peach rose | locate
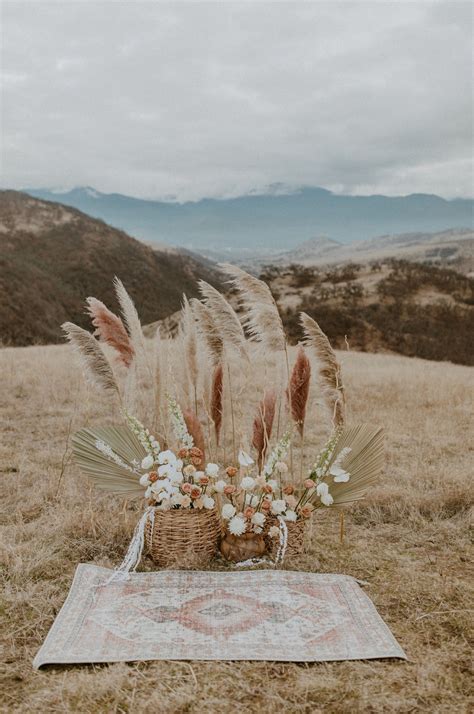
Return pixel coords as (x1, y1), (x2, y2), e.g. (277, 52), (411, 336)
(261, 499), (271, 511)
(178, 448), (189, 459)
(181, 483), (192, 495)
(148, 472), (159, 483)
(190, 447), (203, 458)
(226, 466), (238, 478)
(198, 475), (210, 485)
(283, 484), (294, 495)
(263, 484), (273, 494)
(191, 457), (203, 467)
(303, 479), (315, 490)
(190, 486), (202, 499)
(243, 506), (255, 519)
(300, 504), (314, 518)
(224, 484), (237, 496)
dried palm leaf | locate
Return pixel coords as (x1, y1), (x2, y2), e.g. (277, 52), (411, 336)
(314, 424), (385, 507)
(85, 297), (135, 367)
(220, 263), (286, 353)
(300, 312), (345, 427)
(72, 425), (147, 496)
(198, 280), (248, 359)
(62, 322), (119, 396)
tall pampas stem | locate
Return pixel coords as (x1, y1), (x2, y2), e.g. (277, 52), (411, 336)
(210, 363), (223, 448)
(300, 312), (345, 427)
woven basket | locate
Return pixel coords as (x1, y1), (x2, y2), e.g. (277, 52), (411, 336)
(145, 507), (221, 568)
(264, 517), (307, 561)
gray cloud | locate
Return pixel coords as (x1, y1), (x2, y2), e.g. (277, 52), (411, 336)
(1, 0), (472, 200)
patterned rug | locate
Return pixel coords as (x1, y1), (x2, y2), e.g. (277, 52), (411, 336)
(33, 565), (406, 668)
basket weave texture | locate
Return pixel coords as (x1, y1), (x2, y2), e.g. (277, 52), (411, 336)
(145, 507), (221, 568)
(265, 517), (307, 561)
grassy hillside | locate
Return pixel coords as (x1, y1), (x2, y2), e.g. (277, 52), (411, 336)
(0, 191), (222, 346)
(262, 260), (474, 365)
(0, 344), (472, 712)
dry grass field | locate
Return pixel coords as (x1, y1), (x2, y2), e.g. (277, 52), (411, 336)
(1, 344), (473, 713)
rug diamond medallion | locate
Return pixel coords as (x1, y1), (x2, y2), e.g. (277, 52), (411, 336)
(33, 565), (406, 668)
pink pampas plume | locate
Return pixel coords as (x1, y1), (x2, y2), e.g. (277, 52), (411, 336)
(183, 409), (206, 462)
(252, 389), (277, 470)
(211, 364), (224, 445)
(86, 297), (135, 368)
(288, 346), (311, 436)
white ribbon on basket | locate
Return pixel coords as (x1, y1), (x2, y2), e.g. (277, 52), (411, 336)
(98, 506), (155, 586)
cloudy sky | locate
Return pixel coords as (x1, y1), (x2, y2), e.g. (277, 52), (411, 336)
(1, 1), (472, 201)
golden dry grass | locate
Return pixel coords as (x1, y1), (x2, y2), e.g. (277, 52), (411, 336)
(1, 344), (473, 713)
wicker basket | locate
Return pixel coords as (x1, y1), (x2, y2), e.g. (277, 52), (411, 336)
(145, 507), (221, 568)
(264, 517), (307, 561)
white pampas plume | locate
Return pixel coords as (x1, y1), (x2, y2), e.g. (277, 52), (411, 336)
(220, 263), (286, 353)
(113, 277), (146, 354)
(190, 298), (223, 366)
(300, 312), (345, 427)
(62, 322), (119, 396)
(198, 280), (248, 359)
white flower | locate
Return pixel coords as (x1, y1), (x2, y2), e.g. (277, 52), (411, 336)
(329, 465), (351, 483)
(247, 494), (259, 507)
(228, 516), (246, 536)
(238, 449), (254, 467)
(139, 474), (151, 487)
(284, 510), (297, 522)
(271, 499), (286, 515)
(213, 479), (226, 493)
(170, 493), (184, 506)
(202, 496), (215, 509)
(145, 486), (152, 498)
(168, 469), (183, 484)
(241, 476), (256, 491)
(253, 525), (263, 534)
(222, 504), (236, 520)
(269, 525), (280, 539)
(267, 479), (278, 492)
(151, 480), (164, 494)
(316, 482), (334, 506)
(251, 512), (266, 527)
(151, 439), (160, 450)
(175, 459), (183, 471)
(205, 463), (219, 477)
(275, 461), (288, 473)
(183, 464), (196, 477)
(158, 463), (173, 478)
(158, 450), (176, 465)
(141, 455), (154, 470)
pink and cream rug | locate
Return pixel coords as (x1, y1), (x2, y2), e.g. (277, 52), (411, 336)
(34, 565), (406, 668)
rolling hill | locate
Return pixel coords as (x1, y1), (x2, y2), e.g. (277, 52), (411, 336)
(25, 185), (473, 256)
(0, 191), (222, 346)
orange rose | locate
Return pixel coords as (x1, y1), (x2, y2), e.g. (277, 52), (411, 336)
(198, 475), (210, 485)
(244, 506), (255, 519)
(190, 486), (202, 499)
(190, 447), (203, 458)
(261, 499), (271, 511)
(263, 484), (273, 494)
(226, 466), (238, 478)
(148, 472), (158, 483)
(224, 484), (237, 495)
(283, 484), (294, 495)
(178, 448), (188, 459)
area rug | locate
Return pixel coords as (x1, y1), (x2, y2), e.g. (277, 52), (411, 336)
(33, 565), (406, 668)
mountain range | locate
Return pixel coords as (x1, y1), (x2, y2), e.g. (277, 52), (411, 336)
(0, 191), (221, 346)
(25, 185), (473, 257)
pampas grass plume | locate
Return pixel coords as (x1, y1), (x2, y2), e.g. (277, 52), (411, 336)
(86, 297), (135, 367)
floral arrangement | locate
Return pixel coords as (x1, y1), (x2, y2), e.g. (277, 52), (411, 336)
(65, 268), (384, 565)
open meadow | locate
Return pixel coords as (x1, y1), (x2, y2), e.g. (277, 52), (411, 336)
(1, 344), (473, 713)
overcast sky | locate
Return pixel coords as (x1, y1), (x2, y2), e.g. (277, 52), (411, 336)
(1, 1), (472, 201)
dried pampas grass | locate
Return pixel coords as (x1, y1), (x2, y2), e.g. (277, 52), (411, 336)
(220, 263), (286, 353)
(190, 298), (223, 366)
(85, 297), (135, 368)
(252, 389), (277, 470)
(301, 312), (345, 427)
(288, 346), (311, 435)
(183, 409), (206, 460)
(62, 322), (120, 396)
(198, 280), (248, 359)
(210, 363), (224, 445)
